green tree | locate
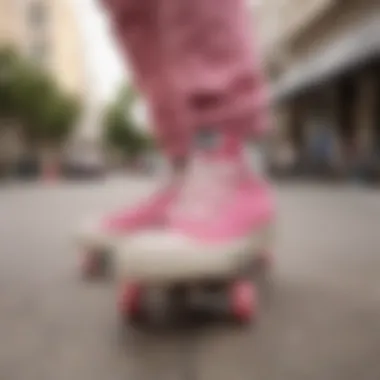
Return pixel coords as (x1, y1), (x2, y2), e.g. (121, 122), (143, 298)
(0, 45), (82, 176)
(103, 84), (154, 161)
(0, 46), (81, 147)
(0, 46), (23, 119)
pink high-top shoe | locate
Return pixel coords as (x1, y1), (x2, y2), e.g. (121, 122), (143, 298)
(117, 131), (275, 322)
(77, 180), (181, 278)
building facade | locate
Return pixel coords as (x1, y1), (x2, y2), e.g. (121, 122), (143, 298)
(0, 0), (85, 97)
(0, 0), (95, 174)
(255, 0), (380, 180)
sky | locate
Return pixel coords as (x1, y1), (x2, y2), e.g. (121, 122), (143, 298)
(69, 0), (126, 103)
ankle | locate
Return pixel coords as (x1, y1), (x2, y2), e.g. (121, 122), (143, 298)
(171, 156), (187, 177)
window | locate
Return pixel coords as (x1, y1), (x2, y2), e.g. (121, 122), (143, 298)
(28, 1), (47, 30)
(28, 1), (49, 65)
(29, 39), (49, 65)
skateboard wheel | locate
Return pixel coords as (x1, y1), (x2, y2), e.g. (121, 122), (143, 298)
(229, 280), (257, 324)
(81, 249), (108, 279)
(118, 282), (143, 324)
(258, 250), (273, 271)
(81, 250), (99, 277)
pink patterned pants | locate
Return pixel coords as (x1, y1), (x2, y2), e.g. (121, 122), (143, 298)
(102, 0), (269, 159)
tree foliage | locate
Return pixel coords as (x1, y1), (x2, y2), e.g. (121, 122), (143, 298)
(0, 47), (22, 118)
(103, 84), (153, 159)
(0, 46), (81, 147)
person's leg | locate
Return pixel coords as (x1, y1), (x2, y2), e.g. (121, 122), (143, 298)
(116, 0), (275, 321)
(78, 0), (189, 277)
(159, 0), (269, 138)
(101, 0), (190, 161)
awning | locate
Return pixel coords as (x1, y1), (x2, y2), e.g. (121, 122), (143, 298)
(271, 14), (380, 103)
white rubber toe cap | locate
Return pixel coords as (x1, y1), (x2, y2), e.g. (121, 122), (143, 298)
(115, 227), (272, 283)
(76, 218), (118, 251)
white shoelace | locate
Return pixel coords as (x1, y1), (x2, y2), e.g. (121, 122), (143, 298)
(169, 156), (240, 222)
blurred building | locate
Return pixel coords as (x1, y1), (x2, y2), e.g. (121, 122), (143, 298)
(0, 0), (85, 97)
(0, 0), (103, 175)
(256, 0), (380, 180)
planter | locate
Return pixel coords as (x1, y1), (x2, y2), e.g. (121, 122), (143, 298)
(41, 160), (60, 182)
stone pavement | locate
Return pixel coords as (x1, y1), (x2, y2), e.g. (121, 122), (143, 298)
(0, 179), (379, 380)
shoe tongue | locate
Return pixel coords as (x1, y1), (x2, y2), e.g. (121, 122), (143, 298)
(195, 129), (242, 158)
(196, 129), (220, 151)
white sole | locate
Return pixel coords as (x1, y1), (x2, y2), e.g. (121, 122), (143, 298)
(114, 224), (275, 285)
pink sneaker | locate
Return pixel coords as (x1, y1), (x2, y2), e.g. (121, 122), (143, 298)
(117, 131), (275, 283)
(77, 180), (181, 278)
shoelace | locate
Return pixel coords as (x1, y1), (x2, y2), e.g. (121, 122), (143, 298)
(169, 156), (240, 222)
